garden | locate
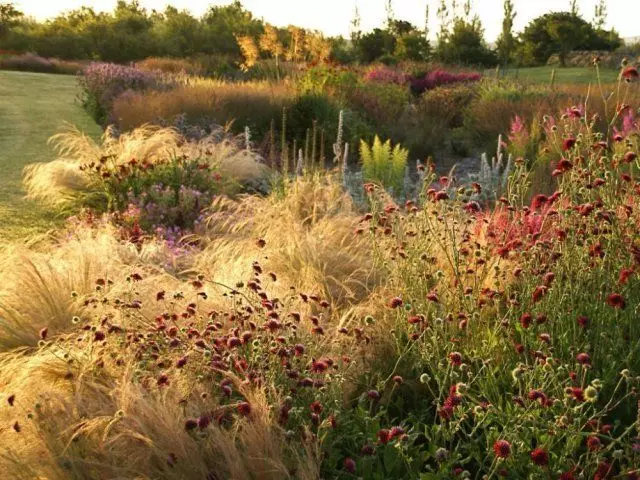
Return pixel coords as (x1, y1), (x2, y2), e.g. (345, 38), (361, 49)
(0, 0), (639, 479)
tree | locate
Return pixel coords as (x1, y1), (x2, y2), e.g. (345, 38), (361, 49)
(356, 28), (395, 62)
(569, 0), (579, 16)
(436, 16), (496, 66)
(496, 0), (516, 65)
(305, 31), (331, 63)
(385, 0), (394, 30)
(236, 35), (259, 70)
(424, 4), (429, 40)
(518, 12), (621, 66)
(0, 2), (22, 39)
(286, 26), (305, 62)
(201, 1), (263, 56)
(395, 31), (430, 61)
(350, 2), (361, 46)
(593, 0), (606, 30)
(259, 24), (284, 68)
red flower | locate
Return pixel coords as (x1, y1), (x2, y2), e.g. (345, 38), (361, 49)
(520, 313), (532, 329)
(310, 401), (323, 414)
(606, 293), (626, 309)
(624, 151), (638, 163)
(493, 439), (512, 458)
(622, 66), (639, 81)
(377, 428), (392, 444)
(343, 457), (356, 473)
(587, 435), (602, 451)
(388, 297), (403, 309)
(577, 315), (589, 328)
(532, 286), (548, 303)
(562, 137), (576, 151)
(576, 352), (591, 366)
(237, 402), (252, 417)
(530, 447), (549, 466)
(449, 352), (462, 366)
(619, 268), (634, 285)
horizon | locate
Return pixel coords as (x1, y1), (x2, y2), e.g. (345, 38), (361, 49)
(12, 0), (640, 43)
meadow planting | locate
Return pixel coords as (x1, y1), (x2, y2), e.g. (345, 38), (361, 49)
(1, 0), (640, 478)
(0, 59), (638, 478)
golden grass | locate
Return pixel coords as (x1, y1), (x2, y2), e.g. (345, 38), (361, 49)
(111, 81), (294, 133)
(23, 124), (267, 211)
(197, 175), (379, 309)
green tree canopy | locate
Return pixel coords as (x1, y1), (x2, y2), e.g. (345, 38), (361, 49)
(517, 11), (621, 66)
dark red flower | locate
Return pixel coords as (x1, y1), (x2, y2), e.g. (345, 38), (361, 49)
(576, 352), (591, 366)
(606, 293), (626, 309)
(310, 401), (323, 414)
(624, 151), (637, 163)
(449, 352), (462, 366)
(377, 428), (392, 444)
(343, 457), (356, 473)
(577, 315), (589, 328)
(587, 435), (602, 451)
(520, 313), (532, 329)
(237, 402), (252, 417)
(622, 66), (639, 80)
(562, 137), (576, 151)
(493, 439), (512, 458)
(619, 268), (634, 285)
(530, 447), (549, 466)
(532, 286), (548, 303)
(388, 297), (403, 309)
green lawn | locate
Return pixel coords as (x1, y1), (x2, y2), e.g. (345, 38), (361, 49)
(488, 66), (620, 85)
(0, 70), (101, 242)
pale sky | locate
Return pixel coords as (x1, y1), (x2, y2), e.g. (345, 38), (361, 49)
(12, 0), (640, 41)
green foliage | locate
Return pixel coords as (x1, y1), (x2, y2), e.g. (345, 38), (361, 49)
(496, 0), (516, 65)
(394, 32), (430, 62)
(436, 17), (497, 67)
(360, 136), (408, 195)
(0, 1), (22, 39)
(517, 11), (621, 66)
(356, 28), (396, 63)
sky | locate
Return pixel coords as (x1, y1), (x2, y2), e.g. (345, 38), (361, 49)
(12, 0), (640, 42)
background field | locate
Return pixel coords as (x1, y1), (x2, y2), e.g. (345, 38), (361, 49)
(0, 71), (100, 241)
(491, 66), (619, 84)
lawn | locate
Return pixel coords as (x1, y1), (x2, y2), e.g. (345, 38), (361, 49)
(490, 65), (620, 84)
(0, 70), (101, 242)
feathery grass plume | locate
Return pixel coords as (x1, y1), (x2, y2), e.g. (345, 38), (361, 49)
(24, 124), (267, 213)
(199, 175), (378, 307)
(0, 223), (189, 351)
(359, 135), (408, 196)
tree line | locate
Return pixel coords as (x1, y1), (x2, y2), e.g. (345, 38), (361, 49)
(0, 0), (623, 68)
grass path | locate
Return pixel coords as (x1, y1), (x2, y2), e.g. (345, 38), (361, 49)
(0, 71), (101, 242)
(488, 66), (619, 84)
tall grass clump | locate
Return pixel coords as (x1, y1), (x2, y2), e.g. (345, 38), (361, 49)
(24, 125), (266, 230)
(112, 81), (294, 136)
(360, 136), (408, 196)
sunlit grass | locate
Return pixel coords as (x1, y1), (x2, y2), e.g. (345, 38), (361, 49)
(0, 71), (101, 241)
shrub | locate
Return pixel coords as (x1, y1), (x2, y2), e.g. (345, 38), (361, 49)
(363, 66), (408, 85)
(393, 83), (477, 157)
(78, 62), (161, 125)
(359, 136), (408, 195)
(0, 53), (83, 74)
(410, 69), (482, 95)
